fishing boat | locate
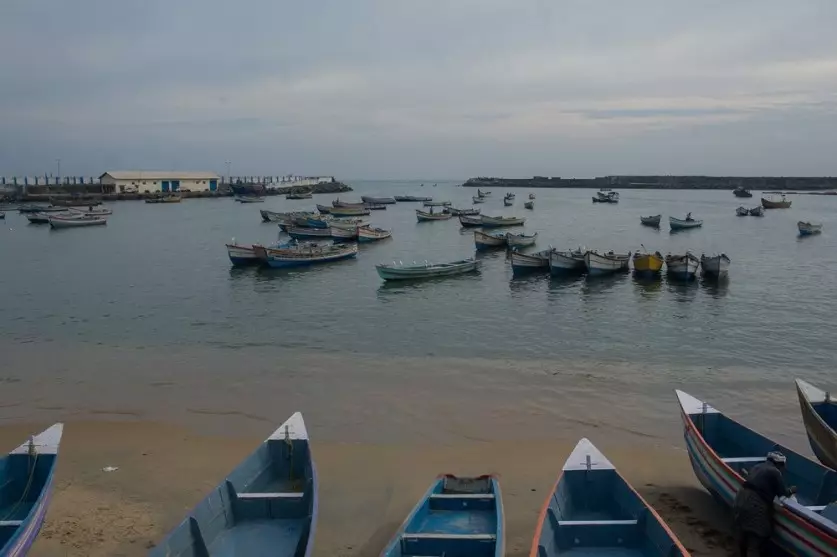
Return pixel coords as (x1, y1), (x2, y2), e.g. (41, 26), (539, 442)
(287, 226), (333, 240)
(376, 258), (480, 281)
(364, 203), (387, 211)
(49, 197), (101, 207)
(26, 212), (60, 224)
(640, 215), (662, 227)
(262, 210), (303, 223)
(503, 198), (513, 207)
(506, 232), (537, 248)
(481, 215), (525, 228)
(448, 207), (480, 216)
(749, 206), (764, 217)
(0, 423), (63, 556)
(669, 214), (703, 231)
(329, 206), (370, 217)
(332, 199), (365, 208)
(149, 413), (317, 557)
(393, 195), (432, 202)
(524, 201), (534, 210)
(549, 249), (586, 274)
(736, 206), (749, 216)
(798, 221), (823, 236)
(329, 218), (366, 230)
(235, 195), (265, 203)
(505, 192), (515, 199)
(286, 191), (313, 200)
(264, 242), (357, 268)
(416, 209), (452, 222)
(795, 379), (837, 470)
(593, 191), (619, 204)
(665, 253), (700, 280)
(459, 215), (483, 227)
(762, 195), (792, 209)
(632, 251), (664, 276)
(18, 204), (65, 213)
(48, 214), (107, 229)
(423, 201), (451, 207)
(530, 438), (689, 557)
(676, 390), (837, 556)
(381, 474), (503, 557)
(584, 251), (630, 275)
(700, 254), (730, 278)
(528, 193), (535, 200)
(226, 242), (262, 266)
(360, 196), (396, 205)
(733, 186), (753, 198)
(69, 207), (113, 216)
(510, 249), (551, 274)
(477, 189), (491, 197)
(357, 226), (392, 242)
(315, 204), (333, 214)
(472, 196), (485, 204)
(474, 230), (508, 250)
(329, 226), (358, 241)
(305, 217), (332, 229)
(145, 195), (181, 203)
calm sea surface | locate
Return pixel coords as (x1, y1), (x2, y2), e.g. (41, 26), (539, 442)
(1, 181), (835, 445)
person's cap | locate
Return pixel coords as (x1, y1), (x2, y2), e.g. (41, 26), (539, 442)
(767, 451), (787, 465)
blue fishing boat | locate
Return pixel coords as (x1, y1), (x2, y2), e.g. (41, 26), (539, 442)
(530, 438), (689, 557)
(381, 474), (504, 557)
(150, 413), (317, 557)
(796, 379), (837, 470)
(0, 423), (63, 556)
(676, 390), (837, 555)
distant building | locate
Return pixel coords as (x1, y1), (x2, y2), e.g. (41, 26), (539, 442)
(99, 171), (220, 194)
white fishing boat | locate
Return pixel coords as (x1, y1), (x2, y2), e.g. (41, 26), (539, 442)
(510, 249), (551, 273)
(474, 230), (507, 250)
(329, 219), (367, 230)
(798, 221), (823, 236)
(27, 212), (65, 224)
(472, 196), (485, 204)
(700, 253), (731, 277)
(736, 206), (749, 217)
(506, 232), (537, 248)
(584, 250), (630, 275)
(448, 207), (480, 216)
(459, 214), (483, 227)
(376, 258), (479, 281)
(330, 226), (358, 240)
(665, 252), (700, 280)
(69, 207), (113, 216)
(48, 214), (107, 229)
(416, 209), (452, 222)
(480, 215), (525, 227)
(669, 214), (703, 230)
(226, 242), (262, 266)
(287, 226), (332, 239)
(357, 226), (392, 242)
(549, 249), (586, 274)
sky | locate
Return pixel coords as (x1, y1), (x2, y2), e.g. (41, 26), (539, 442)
(1, 0), (836, 179)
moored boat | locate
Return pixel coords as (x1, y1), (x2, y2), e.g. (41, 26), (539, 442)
(226, 242), (261, 266)
(357, 226), (392, 242)
(733, 186), (753, 198)
(448, 207), (480, 216)
(480, 215), (525, 228)
(795, 379), (837, 470)
(235, 195), (265, 203)
(145, 195), (181, 203)
(330, 226), (358, 241)
(593, 191), (619, 203)
(332, 199), (366, 208)
(416, 209), (452, 222)
(149, 413), (317, 557)
(632, 251), (664, 276)
(48, 214), (107, 229)
(700, 253), (730, 278)
(528, 193), (535, 199)
(0, 423), (63, 556)
(393, 195), (432, 202)
(305, 217), (332, 229)
(477, 189), (491, 197)
(798, 221), (823, 236)
(315, 204), (333, 214)
(736, 206), (749, 216)
(264, 242), (357, 267)
(530, 438), (689, 557)
(360, 195), (396, 204)
(669, 214), (703, 231)
(511, 249), (551, 274)
(329, 218), (367, 230)
(524, 201), (534, 210)
(472, 196), (486, 204)
(286, 191), (313, 200)
(584, 251), (630, 275)
(506, 232), (537, 248)
(640, 215), (662, 227)
(329, 206), (371, 217)
(376, 258), (480, 281)
(748, 206), (764, 217)
(459, 214), (483, 227)
(49, 197), (101, 207)
(423, 201), (451, 207)
(762, 195), (792, 209)
(27, 212), (61, 224)
(69, 206), (113, 216)
(665, 252), (700, 280)
(364, 203), (387, 211)
(287, 226), (333, 239)
(504, 192), (515, 199)
(474, 230), (507, 250)
(503, 198), (513, 206)
(549, 249), (586, 274)
(676, 389), (837, 556)
(18, 204), (65, 213)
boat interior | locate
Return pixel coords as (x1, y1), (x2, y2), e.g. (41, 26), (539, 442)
(0, 451), (55, 548)
(811, 397), (837, 430)
(536, 469), (682, 557)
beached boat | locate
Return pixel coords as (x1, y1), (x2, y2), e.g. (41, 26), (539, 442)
(330, 226), (358, 241)
(762, 195), (792, 209)
(226, 242), (262, 266)
(506, 232), (537, 248)
(357, 226), (392, 242)
(640, 215), (661, 227)
(669, 215), (702, 231)
(287, 226), (333, 240)
(48, 214), (107, 229)
(748, 206), (764, 217)
(503, 198), (513, 207)
(676, 390), (837, 556)
(524, 201), (534, 210)
(235, 195), (265, 203)
(0, 423), (63, 556)
(472, 196), (486, 204)
(798, 221), (823, 236)
(416, 209), (452, 222)
(69, 207), (113, 216)
(511, 249), (551, 274)
(665, 253), (700, 280)
(477, 189), (491, 197)
(448, 207), (480, 216)
(459, 215), (483, 227)
(481, 215), (525, 228)
(529, 193), (535, 200)
(549, 249), (586, 275)
(632, 251), (664, 276)
(360, 196), (396, 205)
(393, 195), (432, 202)
(796, 379), (837, 470)
(530, 438), (689, 557)
(149, 413), (317, 557)
(733, 186), (753, 198)
(700, 254), (730, 278)
(584, 251), (630, 275)
(376, 258), (480, 281)
(264, 242), (357, 268)
(381, 474), (503, 557)
(736, 206), (749, 216)
(329, 206), (370, 217)
(145, 195), (181, 203)
(286, 191), (313, 200)
(423, 201), (451, 207)
(474, 230), (508, 250)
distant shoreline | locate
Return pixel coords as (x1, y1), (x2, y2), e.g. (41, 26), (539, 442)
(462, 176), (837, 191)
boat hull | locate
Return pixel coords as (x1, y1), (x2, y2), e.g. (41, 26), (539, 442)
(700, 255), (730, 277)
(416, 210), (452, 222)
(796, 380), (837, 470)
(480, 216), (525, 228)
(511, 250), (550, 274)
(632, 253), (664, 275)
(549, 251), (585, 274)
(669, 217), (703, 230)
(584, 252), (630, 275)
(762, 198), (792, 209)
(287, 227), (333, 239)
(330, 227), (358, 240)
(506, 233), (537, 248)
(226, 244), (262, 266)
(360, 196), (396, 204)
(640, 215), (661, 227)
(666, 254), (700, 279)
(798, 222), (823, 236)
(376, 259), (479, 281)
(459, 215), (482, 227)
(357, 227), (392, 242)
(474, 231), (507, 250)
(265, 245), (358, 267)
(48, 216), (107, 229)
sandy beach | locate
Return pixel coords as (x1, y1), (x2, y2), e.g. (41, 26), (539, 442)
(0, 420), (737, 557)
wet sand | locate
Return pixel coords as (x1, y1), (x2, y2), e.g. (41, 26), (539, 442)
(1, 421), (736, 557)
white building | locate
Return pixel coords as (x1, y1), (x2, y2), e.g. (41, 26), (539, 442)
(99, 171), (220, 194)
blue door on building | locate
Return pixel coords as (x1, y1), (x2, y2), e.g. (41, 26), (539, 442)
(161, 181), (170, 192)
(209, 180), (217, 191)
(171, 180), (180, 192)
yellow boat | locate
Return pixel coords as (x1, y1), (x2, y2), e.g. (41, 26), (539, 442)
(633, 251), (664, 275)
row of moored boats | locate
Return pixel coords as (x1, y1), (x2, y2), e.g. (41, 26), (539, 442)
(10, 204), (112, 228)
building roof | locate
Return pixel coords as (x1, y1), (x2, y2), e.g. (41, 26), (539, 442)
(99, 171), (219, 180)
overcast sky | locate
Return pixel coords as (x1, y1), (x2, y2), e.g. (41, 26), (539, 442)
(1, 1), (836, 179)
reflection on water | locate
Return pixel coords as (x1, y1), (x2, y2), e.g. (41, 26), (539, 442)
(667, 279), (699, 302)
(580, 272), (629, 297)
(632, 274), (662, 295)
(700, 277), (730, 298)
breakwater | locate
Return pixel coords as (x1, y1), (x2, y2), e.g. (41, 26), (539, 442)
(463, 175), (837, 191)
